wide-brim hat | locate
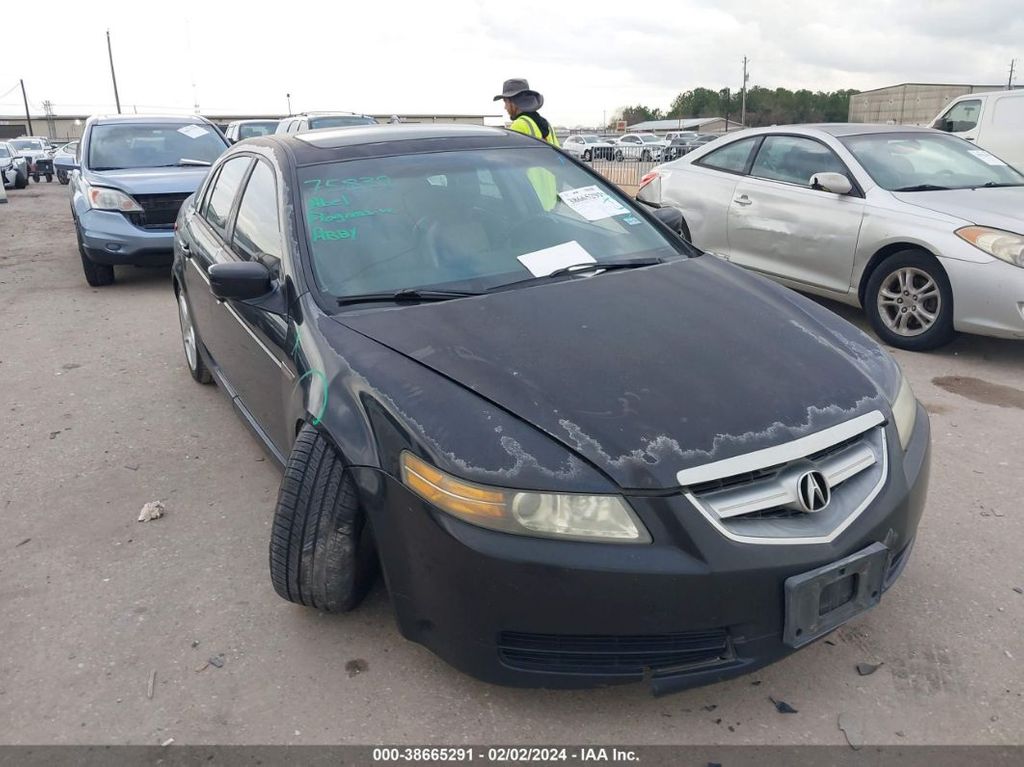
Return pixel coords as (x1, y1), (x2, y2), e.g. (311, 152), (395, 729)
(494, 78), (544, 109)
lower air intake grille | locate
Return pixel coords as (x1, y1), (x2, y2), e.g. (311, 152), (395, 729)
(498, 629), (732, 675)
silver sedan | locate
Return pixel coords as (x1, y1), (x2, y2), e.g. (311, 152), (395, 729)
(637, 124), (1024, 351)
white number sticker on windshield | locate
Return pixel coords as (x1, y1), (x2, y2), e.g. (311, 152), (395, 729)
(558, 185), (630, 221)
(967, 149), (1006, 166)
(517, 240), (596, 277)
(177, 125), (210, 139)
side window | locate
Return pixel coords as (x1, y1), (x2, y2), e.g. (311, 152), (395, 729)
(232, 161), (282, 271)
(202, 156), (251, 236)
(933, 99), (981, 133)
(750, 136), (847, 187)
(695, 137), (760, 174)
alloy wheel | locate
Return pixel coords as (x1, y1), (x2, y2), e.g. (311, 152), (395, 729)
(876, 267), (941, 337)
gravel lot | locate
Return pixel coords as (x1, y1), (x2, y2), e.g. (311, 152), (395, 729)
(1, 181), (1022, 746)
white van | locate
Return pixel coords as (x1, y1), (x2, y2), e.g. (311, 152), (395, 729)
(931, 90), (1024, 170)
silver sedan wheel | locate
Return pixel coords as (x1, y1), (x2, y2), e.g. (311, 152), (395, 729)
(177, 293), (198, 371)
(876, 267), (941, 337)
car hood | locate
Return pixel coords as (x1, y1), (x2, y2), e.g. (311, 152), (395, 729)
(84, 166), (211, 196)
(893, 187), (1024, 232)
(335, 257), (895, 490)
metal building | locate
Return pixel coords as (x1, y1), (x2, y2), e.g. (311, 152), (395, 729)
(848, 83), (1011, 126)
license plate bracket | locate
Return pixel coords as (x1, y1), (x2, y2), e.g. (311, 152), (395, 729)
(783, 542), (889, 649)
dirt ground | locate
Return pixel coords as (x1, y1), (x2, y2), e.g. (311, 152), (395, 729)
(1, 182), (1022, 746)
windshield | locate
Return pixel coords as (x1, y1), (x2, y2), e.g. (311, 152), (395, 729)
(299, 147), (683, 302)
(640, 135), (662, 143)
(238, 121), (280, 139)
(308, 116), (378, 130)
(11, 140), (44, 151)
(841, 132), (1024, 191)
(87, 123), (228, 170)
(581, 136), (602, 143)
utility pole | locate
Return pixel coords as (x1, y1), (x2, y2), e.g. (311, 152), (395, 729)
(107, 29), (122, 114)
(20, 80), (33, 135)
(1010, 59), (1017, 90)
(43, 100), (56, 138)
(741, 56), (750, 126)
(287, 93), (292, 114)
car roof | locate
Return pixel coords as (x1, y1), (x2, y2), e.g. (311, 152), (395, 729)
(88, 114), (216, 126)
(242, 124), (539, 165)
(746, 123), (944, 138)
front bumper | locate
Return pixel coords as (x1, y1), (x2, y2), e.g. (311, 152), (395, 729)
(943, 256), (1024, 339)
(29, 157), (53, 174)
(78, 209), (175, 266)
(354, 408), (930, 692)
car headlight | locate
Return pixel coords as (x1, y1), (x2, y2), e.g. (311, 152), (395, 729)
(890, 373), (918, 451)
(400, 452), (650, 543)
(84, 183), (142, 212)
(956, 226), (1024, 268)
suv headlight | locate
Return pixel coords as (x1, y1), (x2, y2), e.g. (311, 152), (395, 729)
(84, 183), (142, 212)
(956, 226), (1024, 268)
(890, 373), (918, 450)
(400, 452), (650, 543)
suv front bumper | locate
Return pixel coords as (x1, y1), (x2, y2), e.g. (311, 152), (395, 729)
(78, 209), (175, 266)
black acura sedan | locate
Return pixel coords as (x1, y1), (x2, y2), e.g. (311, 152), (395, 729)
(172, 125), (929, 694)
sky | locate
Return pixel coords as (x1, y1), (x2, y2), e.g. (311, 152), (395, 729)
(0, 0), (1019, 127)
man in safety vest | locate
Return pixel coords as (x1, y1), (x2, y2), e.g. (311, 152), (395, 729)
(494, 78), (560, 148)
(494, 78), (560, 209)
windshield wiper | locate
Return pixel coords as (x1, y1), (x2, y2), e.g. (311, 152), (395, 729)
(893, 184), (950, 192)
(974, 182), (1024, 189)
(337, 288), (481, 306)
(489, 257), (664, 292)
(153, 159), (213, 167)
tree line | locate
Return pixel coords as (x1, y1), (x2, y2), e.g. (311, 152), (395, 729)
(612, 86), (859, 128)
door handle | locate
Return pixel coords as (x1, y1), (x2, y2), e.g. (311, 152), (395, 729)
(734, 195), (753, 206)
(180, 241), (191, 257)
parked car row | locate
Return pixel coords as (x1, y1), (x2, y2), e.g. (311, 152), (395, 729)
(637, 123), (1024, 350)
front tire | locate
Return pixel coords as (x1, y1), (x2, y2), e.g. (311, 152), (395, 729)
(57, 169), (69, 184)
(865, 250), (954, 351)
(45, 173), (53, 183)
(14, 170), (27, 189)
(76, 225), (115, 287)
(32, 173), (40, 183)
(269, 425), (377, 613)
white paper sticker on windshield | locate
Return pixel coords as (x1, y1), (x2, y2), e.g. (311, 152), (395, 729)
(177, 125), (209, 139)
(558, 185), (629, 221)
(517, 240), (596, 277)
(968, 149), (1006, 166)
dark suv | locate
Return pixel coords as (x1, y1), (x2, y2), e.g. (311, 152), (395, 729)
(274, 112), (378, 135)
(69, 115), (229, 286)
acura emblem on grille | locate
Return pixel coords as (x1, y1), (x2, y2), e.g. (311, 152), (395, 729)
(797, 470), (831, 512)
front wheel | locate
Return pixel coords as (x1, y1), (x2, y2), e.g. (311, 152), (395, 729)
(32, 173), (40, 183)
(865, 250), (954, 351)
(45, 173), (53, 183)
(57, 169), (69, 184)
(76, 225), (114, 287)
(269, 425), (378, 613)
(14, 171), (27, 189)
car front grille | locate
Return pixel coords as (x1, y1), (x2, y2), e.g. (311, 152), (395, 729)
(498, 629), (732, 676)
(125, 193), (191, 230)
(682, 411), (889, 544)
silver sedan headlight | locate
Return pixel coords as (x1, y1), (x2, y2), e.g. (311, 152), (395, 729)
(890, 372), (918, 450)
(956, 226), (1024, 268)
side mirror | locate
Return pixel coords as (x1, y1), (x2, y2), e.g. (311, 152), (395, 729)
(209, 261), (273, 301)
(652, 206), (684, 233)
(810, 172), (853, 195)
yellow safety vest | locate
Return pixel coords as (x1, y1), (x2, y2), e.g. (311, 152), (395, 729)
(509, 115), (559, 210)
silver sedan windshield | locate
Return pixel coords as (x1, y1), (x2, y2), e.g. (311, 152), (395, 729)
(841, 132), (1024, 192)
